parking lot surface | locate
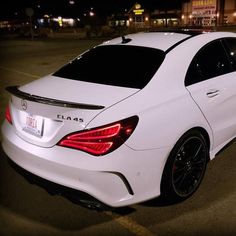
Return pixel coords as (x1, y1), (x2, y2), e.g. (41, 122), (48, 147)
(0, 38), (235, 236)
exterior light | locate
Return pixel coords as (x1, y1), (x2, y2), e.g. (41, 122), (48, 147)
(145, 17), (149, 21)
(135, 3), (141, 9)
(58, 16), (63, 27)
(181, 15), (185, 19)
(89, 11), (95, 17)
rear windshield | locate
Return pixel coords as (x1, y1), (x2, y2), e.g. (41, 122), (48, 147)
(53, 45), (165, 89)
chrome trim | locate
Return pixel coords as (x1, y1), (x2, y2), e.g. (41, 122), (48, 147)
(6, 86), (105, 110)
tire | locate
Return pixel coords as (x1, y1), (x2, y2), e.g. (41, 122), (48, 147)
(161, 130), (209, 203)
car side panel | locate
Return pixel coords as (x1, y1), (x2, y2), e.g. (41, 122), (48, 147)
(87, 87), (212, 152)
(186, 71), (236, 156)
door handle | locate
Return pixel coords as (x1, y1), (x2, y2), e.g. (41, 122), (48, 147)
(206, 89), (220, 98)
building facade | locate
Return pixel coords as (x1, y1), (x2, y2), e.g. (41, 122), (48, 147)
(182, 0), (236, 26)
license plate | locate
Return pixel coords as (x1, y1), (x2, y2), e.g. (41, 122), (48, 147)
(23, 113), (44, 137)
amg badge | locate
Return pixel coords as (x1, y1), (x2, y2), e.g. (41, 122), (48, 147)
(57, 114), (83, 122)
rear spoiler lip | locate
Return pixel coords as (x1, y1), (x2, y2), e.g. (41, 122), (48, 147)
(6, 86), (105, 110)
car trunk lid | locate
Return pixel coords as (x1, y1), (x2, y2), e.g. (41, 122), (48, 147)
(7, 75), (139, 147)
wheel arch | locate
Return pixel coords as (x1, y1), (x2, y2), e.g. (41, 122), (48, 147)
(160, 126), (210, 202)
(188, 127), (210, 161)
(175, 127), (211, 162)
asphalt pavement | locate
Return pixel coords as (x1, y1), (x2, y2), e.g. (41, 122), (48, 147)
(0, 38), (235, 236)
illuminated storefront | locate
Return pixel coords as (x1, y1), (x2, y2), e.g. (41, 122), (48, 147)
(128, 3), (149, 28)
(150, 9), (181, 27)
(182, 0), (236, 26)
(192, 0), (217, 26)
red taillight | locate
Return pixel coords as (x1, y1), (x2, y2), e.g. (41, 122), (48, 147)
(5, 104), (12, 124)
(58, 116), (139, 156)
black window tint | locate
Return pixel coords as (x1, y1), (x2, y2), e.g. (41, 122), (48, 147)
(185, 58), (203, 86)
(185, 40), (231, 86)
(224, 38), (236, 70)
(53, 45), (165, 89)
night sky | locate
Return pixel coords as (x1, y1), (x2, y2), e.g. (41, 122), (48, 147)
(0, 0), (185, 20)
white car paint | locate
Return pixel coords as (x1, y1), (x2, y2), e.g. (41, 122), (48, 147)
(1, 31), (236, 207)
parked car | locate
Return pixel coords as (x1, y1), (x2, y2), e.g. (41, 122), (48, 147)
(2, 31), (236, 207)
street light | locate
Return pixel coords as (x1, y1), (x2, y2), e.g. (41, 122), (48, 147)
(69, 0), (75, 5)
(25, 8), (34, 40)
(89, 11), (95, 17)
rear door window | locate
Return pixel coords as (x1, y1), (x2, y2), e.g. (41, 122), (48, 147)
(185, 40), (232, 86)
(53, 45), (165, 89)
(223, 38), (236, 70)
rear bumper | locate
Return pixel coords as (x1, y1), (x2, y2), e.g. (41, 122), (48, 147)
(1, 121), (169, 207)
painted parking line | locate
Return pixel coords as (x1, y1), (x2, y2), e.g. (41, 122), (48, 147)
(105, 211), (156, 236)
(0, 66), (40, 79)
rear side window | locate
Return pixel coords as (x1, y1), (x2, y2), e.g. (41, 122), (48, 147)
(53, 45), (165, 89)
(185, 40), (232, 86)
(224, 38), (236, 70)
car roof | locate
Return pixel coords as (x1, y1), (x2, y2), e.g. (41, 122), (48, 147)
(102, 32), (194, 51)
(102, 31), (236, 52)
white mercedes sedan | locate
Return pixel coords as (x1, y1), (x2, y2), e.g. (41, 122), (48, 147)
(2, 31), (236, 207)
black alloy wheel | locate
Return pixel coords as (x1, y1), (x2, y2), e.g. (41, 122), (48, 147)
(161, 130), (209, 203)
